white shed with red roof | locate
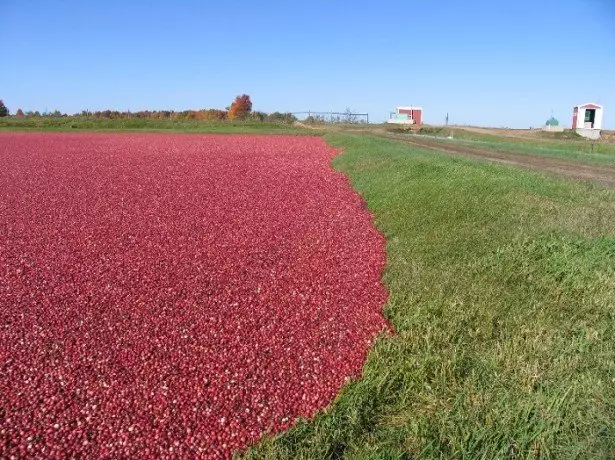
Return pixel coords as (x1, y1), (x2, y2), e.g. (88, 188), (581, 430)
(572, 103), (603, 139)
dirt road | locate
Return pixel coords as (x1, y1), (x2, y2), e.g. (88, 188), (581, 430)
(389, 134), (615, 187)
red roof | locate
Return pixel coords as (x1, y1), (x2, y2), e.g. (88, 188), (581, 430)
(575, 103), (602, 109)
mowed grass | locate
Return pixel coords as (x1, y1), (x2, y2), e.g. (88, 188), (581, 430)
(0, 116), (313, 135)
(244, 134), (615, 458)
(395, 127), (615, 165)
(447, 137), (615, 166)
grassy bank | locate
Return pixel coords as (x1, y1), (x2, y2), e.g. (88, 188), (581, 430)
(0, 116), (312, 135)
(245, 134), (615, 458)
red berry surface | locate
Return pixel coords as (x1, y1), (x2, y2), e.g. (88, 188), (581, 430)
(0, 133), (388, 458)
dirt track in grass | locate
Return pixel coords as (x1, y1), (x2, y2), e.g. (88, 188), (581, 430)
(388, 134), (615, 187)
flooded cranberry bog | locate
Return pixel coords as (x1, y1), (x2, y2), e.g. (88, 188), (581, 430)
(0, 133), (389, 458)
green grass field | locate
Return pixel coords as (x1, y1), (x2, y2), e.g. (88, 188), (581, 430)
(437, 136), (615, 166)
(244, 134), (615, 458)
(393, 127), (615, 165)
(0, 116), (313, 135)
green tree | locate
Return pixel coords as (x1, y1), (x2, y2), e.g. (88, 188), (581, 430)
(0, 100), (9, 117)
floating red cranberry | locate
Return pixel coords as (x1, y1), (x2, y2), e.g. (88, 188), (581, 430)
(0, 132), (388, 459)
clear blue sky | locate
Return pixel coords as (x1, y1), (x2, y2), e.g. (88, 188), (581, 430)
(1, 0), (613, 127)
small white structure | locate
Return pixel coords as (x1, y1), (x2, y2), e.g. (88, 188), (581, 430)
(572, 103), (604, 139)
(387, 106), (423, 125)
(543, 116), (564, 133)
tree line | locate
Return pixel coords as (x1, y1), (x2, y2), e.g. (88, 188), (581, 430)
(0, 95), (298, 124)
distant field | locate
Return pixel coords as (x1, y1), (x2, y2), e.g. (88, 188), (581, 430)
(389, 126), (615, 165)
(424, 125), (615, 145)
(246, 133), (615, 458)
(0, 116), (312, 135)
(4, 117), (613, 164)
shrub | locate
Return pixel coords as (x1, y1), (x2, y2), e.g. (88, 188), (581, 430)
(0, 100), (9, 117)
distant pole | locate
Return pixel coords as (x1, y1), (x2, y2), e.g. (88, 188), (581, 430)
(445, 113), (449, 126)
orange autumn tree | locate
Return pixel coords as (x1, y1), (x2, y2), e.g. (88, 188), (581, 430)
(227, 94), (252, 120)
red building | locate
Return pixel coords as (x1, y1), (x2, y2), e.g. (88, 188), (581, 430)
(387, 106), (423, 125)
(396, 107), (422, 126)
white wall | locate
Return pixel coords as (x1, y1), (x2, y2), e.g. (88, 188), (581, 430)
(576, 106), (604, 130)
(387, 118), (414, 125)
(576, 107), (585, 129)
(595, 108), (604, 130)
(576, 128), (601, 139)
